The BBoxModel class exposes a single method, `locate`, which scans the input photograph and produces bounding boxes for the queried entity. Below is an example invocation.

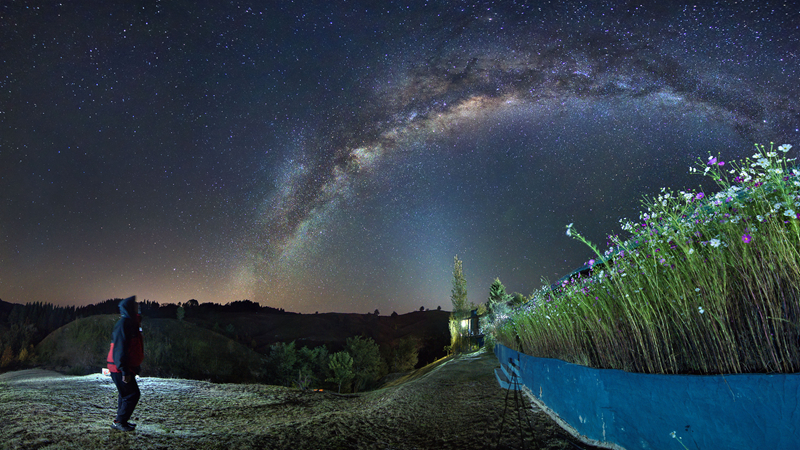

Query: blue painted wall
[495,344,800,450]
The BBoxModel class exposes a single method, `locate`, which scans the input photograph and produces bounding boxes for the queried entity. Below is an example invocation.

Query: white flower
[709,239,722,248]
[688,248,695,254]
[698,306,705,314]
[757,215,765,222]
[695,288,700,292]
[778,144,792,152]
[767,152,778,158]
[785,209,796,217]
[774,202,784,210]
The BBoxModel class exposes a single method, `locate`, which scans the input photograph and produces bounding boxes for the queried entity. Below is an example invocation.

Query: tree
[511,292,527,307]
[296,345,329,389]
[488,278,512,312]
[391,337,419,372]
[451,255,469,314]
[449,255,472,353]
[345,336,381,392]
[374,309,380,316]
[176,306,185,321]
[327,351,354,393]
[265,341,297,386]
[419,306,424,312]
[0,346,14,368]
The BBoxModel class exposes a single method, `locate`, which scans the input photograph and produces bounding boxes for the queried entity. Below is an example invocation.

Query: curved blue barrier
[494,344,800,450]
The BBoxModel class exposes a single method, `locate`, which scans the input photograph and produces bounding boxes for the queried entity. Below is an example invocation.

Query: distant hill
[2,297,452,380]
[185,309,451,366]
[36,315,263,383]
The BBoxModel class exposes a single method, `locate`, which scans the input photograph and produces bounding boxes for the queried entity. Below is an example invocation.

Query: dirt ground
[0,351,605,450]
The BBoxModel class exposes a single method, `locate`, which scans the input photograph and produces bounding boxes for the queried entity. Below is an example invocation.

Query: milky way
[1,1,798,313]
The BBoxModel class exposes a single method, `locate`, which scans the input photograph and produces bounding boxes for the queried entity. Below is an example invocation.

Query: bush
[327,351,354,393]
[345,336,381,392]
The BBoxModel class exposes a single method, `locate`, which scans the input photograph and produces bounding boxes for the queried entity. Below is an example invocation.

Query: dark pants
[110,372,140,423]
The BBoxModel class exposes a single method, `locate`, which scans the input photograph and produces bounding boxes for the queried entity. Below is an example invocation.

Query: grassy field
[0,351,603,450]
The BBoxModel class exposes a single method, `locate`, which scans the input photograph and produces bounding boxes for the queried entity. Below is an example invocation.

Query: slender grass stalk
[487,143,800,374]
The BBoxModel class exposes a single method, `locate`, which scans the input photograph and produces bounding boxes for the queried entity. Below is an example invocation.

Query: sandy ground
[0,351,604,450]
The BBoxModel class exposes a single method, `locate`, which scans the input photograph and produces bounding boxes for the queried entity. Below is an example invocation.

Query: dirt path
[0,351,603,449]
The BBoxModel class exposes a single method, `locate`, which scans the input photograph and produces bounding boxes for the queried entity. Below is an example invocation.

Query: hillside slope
[36,315,263,383]
[187,309,451,365]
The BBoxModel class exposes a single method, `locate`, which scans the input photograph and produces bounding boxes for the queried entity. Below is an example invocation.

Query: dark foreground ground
[0,351,605,450]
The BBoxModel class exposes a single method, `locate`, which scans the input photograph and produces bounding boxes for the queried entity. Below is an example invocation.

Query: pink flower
[695,192,705,201]
[708,157,717,165]
[742,234,752,243]
[588,259,595,267]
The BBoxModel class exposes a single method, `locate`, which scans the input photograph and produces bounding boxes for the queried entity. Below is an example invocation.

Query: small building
[460,308,484,348]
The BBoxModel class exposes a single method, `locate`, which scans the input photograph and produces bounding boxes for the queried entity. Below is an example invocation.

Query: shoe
[126,421,137,428]
[111,421,135,432]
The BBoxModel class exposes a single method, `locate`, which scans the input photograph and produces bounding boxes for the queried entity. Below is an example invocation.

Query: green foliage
[326,351,354,393]
[510,293,527,307]
[488,278,511,308]
[0,346,14,368]
[451,255,469,314]
[295,345,329,390]
[491,143,800,375]
[391,337,419,372]
[264,341,298,386]
[263,341,332,389]
[176,306,185,321]
[345,335,381,392]
[449,255,473,353]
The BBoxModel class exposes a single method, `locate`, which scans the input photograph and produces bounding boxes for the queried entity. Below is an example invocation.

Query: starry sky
[1,1,798,314]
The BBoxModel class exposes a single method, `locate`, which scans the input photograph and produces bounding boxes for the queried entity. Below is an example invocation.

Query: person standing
[107,296,144,431]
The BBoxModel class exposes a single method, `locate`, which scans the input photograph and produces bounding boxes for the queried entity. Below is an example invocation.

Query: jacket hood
[119,296,137,318]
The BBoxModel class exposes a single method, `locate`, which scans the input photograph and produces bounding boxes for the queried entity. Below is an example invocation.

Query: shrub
[327,351,354,393]
[345,336,381,392]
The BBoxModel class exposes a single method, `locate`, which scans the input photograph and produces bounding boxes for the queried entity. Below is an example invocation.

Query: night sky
[1,1,798,314]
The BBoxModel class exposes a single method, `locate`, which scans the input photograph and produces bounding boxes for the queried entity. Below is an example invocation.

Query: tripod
[495,355,535,449]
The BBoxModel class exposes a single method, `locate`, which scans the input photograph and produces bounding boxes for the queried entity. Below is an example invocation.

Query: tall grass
[491,143,800,374]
